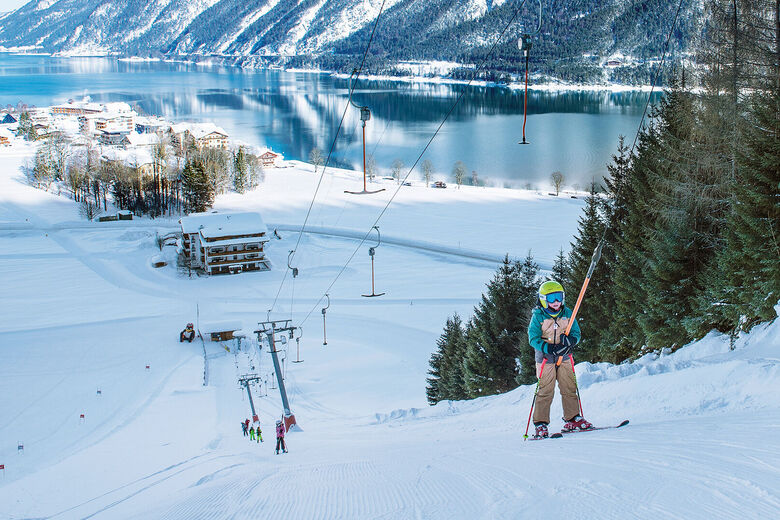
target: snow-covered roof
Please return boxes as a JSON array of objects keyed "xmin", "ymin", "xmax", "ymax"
[
  {"xmin": 180, "ymin": 212, "xmax": 269, "ymax": 239},
  {"xmin": 169, "ymin": 122, "xmax": 190, "ymax": 134},
  {"xmin": 102, "ymin": 148, "xmax": 154, "ymax": 167},
  {"xmin": 124, "ymin": 132, "xmax": 160, "ymax": 147},
  {"xmin": 188, "ymin": 122, "xmax": 228, "ymax": 140},
  {"xmin": 201, "ymin": 321, "xmax": 243, "ymax": 334}
]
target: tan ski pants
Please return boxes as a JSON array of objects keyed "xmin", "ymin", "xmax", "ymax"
[{"xmin": 533, "ymin": 357, "xmax": 580, "ymax": 424}]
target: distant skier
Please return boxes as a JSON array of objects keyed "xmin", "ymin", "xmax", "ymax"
[
  {"xmin": 275, "ymin": 419, "xmax": 287, "ymax": 454},
  {"xmin": 528, "ymin": 280, "xmax": 592, "ymax": 438},
  {"xmin": 256, "ymin": 424, "xmax": 263, "ymax": 443},
  {"xmin": 249, "ymin": 426, "xmax": 256, "ymax": 441},
  {"xmin": 242, "ymin": 418, "xmax": 250, "ymax": 437},
  {"xmin": 180, "ymin": 323, "xmax": 195, "ymax": 342}
]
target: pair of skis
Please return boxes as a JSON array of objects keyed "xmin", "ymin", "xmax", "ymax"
[{"xmin": 528, "ymin": 419, "xmax": 629, "ymax": 441}]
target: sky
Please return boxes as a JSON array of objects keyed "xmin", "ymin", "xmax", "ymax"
[{"xmin": 0, "ymin": 0, "xmax": 28, "ymax": 13}]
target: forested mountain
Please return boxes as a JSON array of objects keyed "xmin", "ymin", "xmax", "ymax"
[{"xmin": 0, "ymin": 0, "xmax": 700, "ymax": 84}]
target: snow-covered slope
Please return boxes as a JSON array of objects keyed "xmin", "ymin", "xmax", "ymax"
[{"xmin": 0, "ymin": 145, "xmax": 778, "ymax": 519}]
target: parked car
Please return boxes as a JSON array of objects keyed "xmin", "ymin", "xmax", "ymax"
[
  {"xmin": 402, "ymin": 181, "xmax": 412, "ymax": 186},
  {"xmin": 432, "ymin": 181, "xmax": 447, "ymax": 188}
]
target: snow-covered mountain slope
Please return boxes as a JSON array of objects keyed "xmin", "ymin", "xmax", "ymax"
[
  {"xmin": 0, "ymin": 143, "xmax": 779, "ymax": 518},
  {"xmin": 0, "ymin": 0, "xmax": 699, "ymax": 80}
]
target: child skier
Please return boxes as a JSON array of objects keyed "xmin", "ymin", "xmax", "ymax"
[
  {"xmin": 527, "ymin": 280, "xmax": 593, "ymax": 438},
  {"xmin": 249, "ymin": 426, "xmax": 256, "ymax": 441},
  {"xmin": 275, "ymin": 419, "xmax": 287, "ymax": 454}
]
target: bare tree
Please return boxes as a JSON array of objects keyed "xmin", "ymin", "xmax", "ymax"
[
  {"xmin": 551, "ymin": 171, "xmax": 565, "ymax": 195},
  {"xmin": 366, "ymin": 156, "xmax": 377, "ymax": 183},
  {"xmin": 452, "ymin": 161, "xmax": 466, "ymax": 189},
  {"xmin": 48, "ymin": 132, "xmax": 71, "ymax": 181},
  {"xmin": 309, "ymin": 147, "xmax": 323, "ymax": 172},
  {"xmin": 421, "ymin": 158, "xmax": 433, "ymax": 187},
  {"xmin": 32, "ymin": 146, "xmax": 54, "ymax": 190},
  {"xmin": 391, "ymin": 158, "xmax": 404, "ymax": 184}
]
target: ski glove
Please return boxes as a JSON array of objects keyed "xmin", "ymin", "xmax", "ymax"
[
  {"xmin": 560, "ymin": 333, "xmax": 577, "ymax": 348},
  {"xmin": 544, "ymin": 343, "xmax": 567, "ymax": 357}
]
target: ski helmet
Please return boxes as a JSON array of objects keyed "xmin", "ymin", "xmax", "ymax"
[
  {"xmin": 276, "ymin": 419, "xmax": 282, "ymax": 426},
  {"xmin": 538, "ymin": 280, "xmax": 565, "ymax": 310}
]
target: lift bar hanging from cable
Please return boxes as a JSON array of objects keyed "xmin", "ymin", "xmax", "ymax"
[
  {"xmin": 345, "ymin": 70, "xmax": 386, "ymax": 195},
  {"xmin": 518, "ymin": 0, "xmax": 542, "ymax": 145}
]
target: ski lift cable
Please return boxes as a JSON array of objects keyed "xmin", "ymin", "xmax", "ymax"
[
  {"xmin": 298, "ymin": 0, "xmax": 533, "ymax": 327},
  {"xmin": 269, "ymin": 0, "xmax": 390, "ymax": 313}
]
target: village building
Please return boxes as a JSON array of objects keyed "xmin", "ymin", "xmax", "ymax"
[
  {"xmin": 50, "ymin": 101, "xmax": 103, "ymax": 116},
  {"xmin": 135, "ymin": 116, "xmax": 169, "ymax": 135},
  {"xmin": 97, "ymin": 130, "xmax": 126, "ymax": 146},
  {"xmin": 260, "ymin": 151, "xmax": 281, "ymax": 167},
  {"xmin": 169, "ymin": 122, "xmax": 229, "ymax": 151},
  {"xmin": 79, "ymin": 112, "xmax": 135, "ymax": 135},
  {"xmin": 1, "ymin": 113, "xmax": 17, "ymax": 124},
  {"xmin": 179, "ymin": 212, "xmax": 271, "ymax": 275},
  {"xmin": 0, "ymin": 128, "xmax": 11, "ymax": 146}
]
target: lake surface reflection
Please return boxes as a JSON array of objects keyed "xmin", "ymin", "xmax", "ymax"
[{"xmin": 0, "ymin": 55, "xmax": 661, "ymax": 188}]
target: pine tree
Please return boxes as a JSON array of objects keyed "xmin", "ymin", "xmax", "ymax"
[
  {"xmin": 516, "ymin": 252, "xmax": 541, "ymax": 385},
  {"xmin": 233, "ymin": 146, "xmax": 248, "ymax": 194},
  {"xmin": 438, "ymin": 313, "xmax": 468, "ymax": 400},
  {"xmin": 551, "ymin": 248, "xmax": 569, "ymax": 283},
  {"xmin": 713, "ymin": 89, "xmax": 780, "ymax": 328},
  {"xmin": 462, "ymin": 257, "xmax": 522, "ymax": 396},
  {"xmin": 427, "ymin": 314, "xmax": 467, "ymax": 404},
  {"xmin": 610, "ymin": 117, "xmax": 662, "ymax": 360},
  {"xmin": 181, "ymin": 158, "xmax": 214, "ymax": 213},
  {"xmin": 597, "ymin": 135, "xmax": 632, "ymax": 361},
  {"xmin": 565, "ymin": 182, "xmax": 607, "ymax": 362}
]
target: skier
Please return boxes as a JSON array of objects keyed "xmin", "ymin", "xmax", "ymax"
[
  {"xmin": 180, "ymin": 323, "xmax": 195, "ymax": 342},
  {"xmin": 241, "ymin": 420, "xmax": 249, "ymax": 437},
  {"xmin": 275, "ymin": 419, "xmax": 287, "ymax": 454},
  {"xmin": 249, "ymin": 425, "xmax": 256, "ymax": 441},
  {"xmin": 256, "ymin": 424, "xmax": 263, "ymax": 443},
  {"xmin": 527, "ymin": 280, "xmax": 592, "ymax": 438}
]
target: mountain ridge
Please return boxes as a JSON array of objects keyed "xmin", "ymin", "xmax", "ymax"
[{"xmin": 0, "ymin": 0, "xmax": 700, "ymax": 84}]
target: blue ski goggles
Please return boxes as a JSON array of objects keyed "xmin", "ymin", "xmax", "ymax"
[{"xmin": 545, "ymin": 292, "xmax": 564, "ymax": 304}]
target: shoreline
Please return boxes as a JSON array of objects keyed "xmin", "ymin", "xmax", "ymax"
[{"xmin": 0, "ymin": 51, "xmax": 663, "ymax": 93}]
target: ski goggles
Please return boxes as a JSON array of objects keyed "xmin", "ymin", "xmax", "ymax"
[{"xmin": 545, "ymin": 292, "xmax": 564, "ymax": 304}]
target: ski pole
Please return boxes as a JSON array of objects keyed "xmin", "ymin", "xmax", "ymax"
[
  {"xmin": 569, "ymin": 355, "xmax": 584, "ymax": 417},
  {"xmin": 557, "ymin": 241, "xmax": 603, "ymax": 367},
  {"xmin": 523, "ymin": 358, "xmax": 547, "ymax": 440}
]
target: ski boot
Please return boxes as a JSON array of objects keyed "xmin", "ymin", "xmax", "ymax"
[
  {"xmin": 562, "ymin": 415, "xmax": 594, "ymax": 432},
  {"xmin": 533, "ymin": 423, "xmax": 549, "ymax": 439}
]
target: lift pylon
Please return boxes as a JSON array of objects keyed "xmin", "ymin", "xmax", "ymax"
[{"xmin": 255, "ymin": 319, "xmax": 298, "ymax": 431}]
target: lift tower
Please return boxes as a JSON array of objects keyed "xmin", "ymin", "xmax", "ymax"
[{"xmin": 255, "ymin": 319, "xmax": 298, "ymax": 431}]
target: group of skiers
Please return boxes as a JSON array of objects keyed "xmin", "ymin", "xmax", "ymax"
[{"xmin": 241, "ymin": 418, "xmax": 287, "ymax": 454}]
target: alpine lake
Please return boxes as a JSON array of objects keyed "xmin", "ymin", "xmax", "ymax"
[{"xmin": 0, "ymin": 54, "xmax": 662, "ymax": 189}]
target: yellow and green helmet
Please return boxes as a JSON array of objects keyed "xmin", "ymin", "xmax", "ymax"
[{"xmin": 538, "ymin": 280, "xmax": 565, "ymax": 310}]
